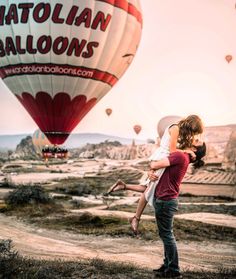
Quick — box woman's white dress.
[143,125,172,207]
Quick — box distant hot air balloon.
[105,108,112,116]
[157,115,182,138]
[225,55,233,63]
[32,129,52,155]
[133,124,142,135]
[0,1,143,145]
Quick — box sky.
[0,0,236,141]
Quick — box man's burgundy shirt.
[154,152,190,201]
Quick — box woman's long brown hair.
[177,115,204,149]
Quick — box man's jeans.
[154,198,179,272]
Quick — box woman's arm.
[148,157,170,181]
[150,157,170,170]
[169,125,179,153]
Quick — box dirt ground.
[0,159,235,272]
[0,213,235,272]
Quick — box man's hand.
[148,170,159,181]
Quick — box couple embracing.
[107,115,206,278]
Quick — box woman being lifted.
[106,114,204,235]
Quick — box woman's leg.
[106,179,126,194]
[125,184,147,193]
[135,193,148,218]
[130,193,148,234]
[106,179,146,194]
[106,180,148,234]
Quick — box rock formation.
[222,131,236,170]
[7,125,236,166]
[11,136,38,160]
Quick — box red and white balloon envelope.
[0,0,142,144]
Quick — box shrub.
[0,239,20,278]
[0,176,15,188]
[4,185,51,206]
[57,183,93,196]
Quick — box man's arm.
[147,158,170,181]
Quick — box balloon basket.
[42,145,68,161]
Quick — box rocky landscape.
[0,124,235,278]
[4,124,236,170]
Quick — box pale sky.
[0,0,236,141]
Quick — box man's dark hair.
[192,142,206,168]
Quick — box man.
[148,142,206,278]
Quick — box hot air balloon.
[32,129,52,155]
[225,55,233,63]
[157,115,182,138]
[133,124,142,135]
[105,108,112,116]
[0,1,142,145]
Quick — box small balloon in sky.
[0,0,142,145]
[225,55,233,63]
[105,108,112,116]
[133,124,142,135]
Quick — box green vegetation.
[0,176,16,188]
[178,203,236,216]
[137,218,236,242]
[53,169,143,196]
[1,185,64,217]
[1,183,235,242]
[4,185,50,206]
[3,202,235,243]
[28,212,135,237]
[179,193,235,202]
[112,193,236,216]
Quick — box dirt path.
[0,214,235,271]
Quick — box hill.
[0,133,146,151]
[0,134,30,151]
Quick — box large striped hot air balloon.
[0,0,142,144]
